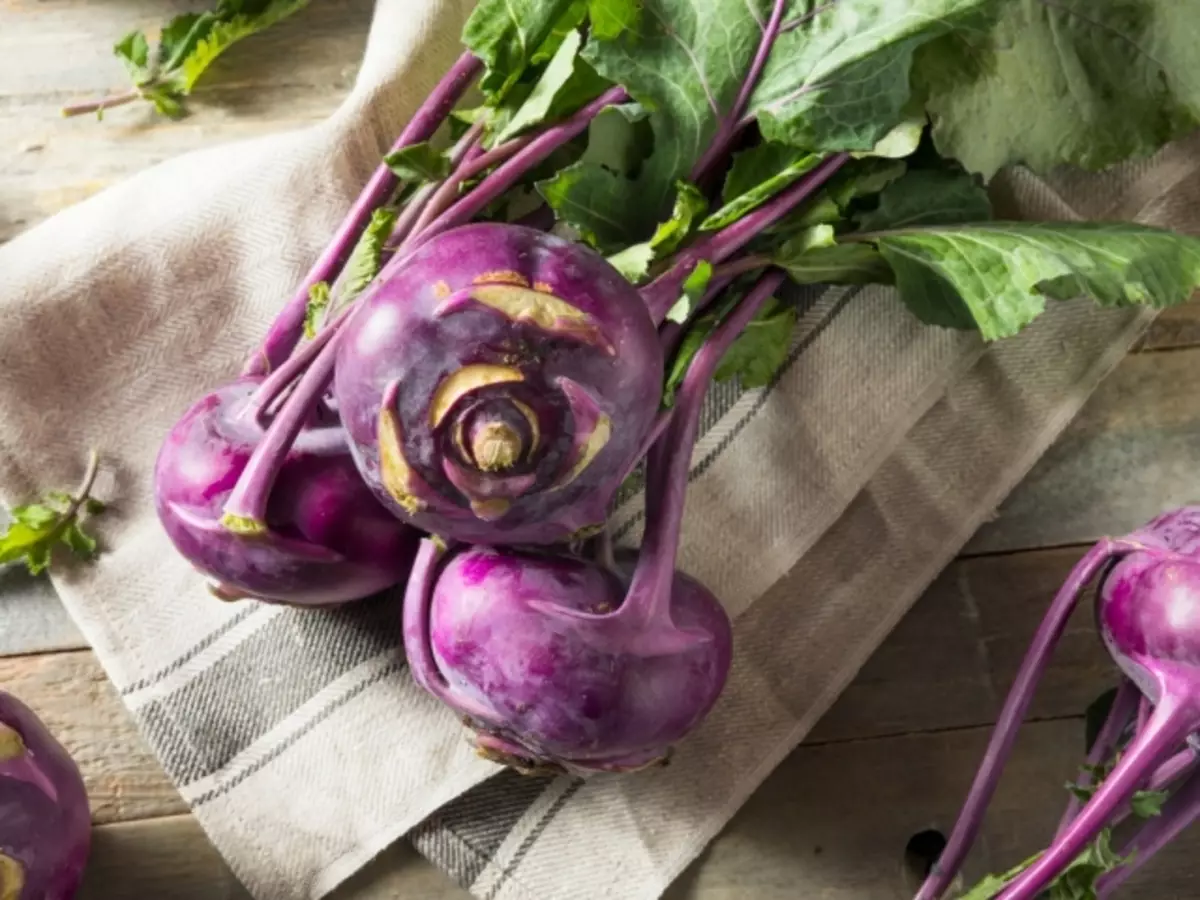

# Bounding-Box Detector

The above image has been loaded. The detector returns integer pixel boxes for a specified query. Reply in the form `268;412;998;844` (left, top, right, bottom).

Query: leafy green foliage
703;145;823;232
915;0;1200;179
607;182;708;281
303;282;331;340
713;297;796;389
665;260;715;325
747;0;996;151
340;209;397;304
854;168;992;231
109;0;310;118
462;0;581;100
864;222;1200;340
384;143;453;183
0;454;106;576
773;225;893;285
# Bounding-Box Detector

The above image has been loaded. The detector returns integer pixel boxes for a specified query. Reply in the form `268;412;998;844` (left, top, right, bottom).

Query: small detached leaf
0;452;107;576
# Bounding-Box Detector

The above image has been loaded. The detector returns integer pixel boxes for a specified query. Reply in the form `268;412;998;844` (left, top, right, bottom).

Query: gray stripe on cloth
614;285;859;543
119;606;263;695
483;778;584;900
139;589;403;785
411;770;559;889
191;657;406;807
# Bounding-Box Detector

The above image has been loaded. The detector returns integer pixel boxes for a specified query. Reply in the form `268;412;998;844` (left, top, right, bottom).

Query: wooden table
5;3;1200;898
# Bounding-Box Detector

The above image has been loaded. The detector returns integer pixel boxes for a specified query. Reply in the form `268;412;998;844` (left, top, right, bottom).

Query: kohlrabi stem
620;270;786;636
997;682;1200;900
402;539;498;721
659;271;739;360
413;86;629;244
389;121;486;250
641;153;849;324
221;327;344;532
242;52;482;376
60;88;140;117
1098;766;1200;897
690;0;787;183
1055;679;1139;839
408;131;530;237
247;305;354;419
1139;695;1152;734
1149;746;1198;791
915;537;1148;900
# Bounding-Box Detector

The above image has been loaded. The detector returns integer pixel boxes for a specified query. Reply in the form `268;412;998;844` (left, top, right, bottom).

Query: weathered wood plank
967;346;1200;555
74;719;1197;899
810;544;1115;744
0;650;185;824
0;0;371;242
1140;301;1200;352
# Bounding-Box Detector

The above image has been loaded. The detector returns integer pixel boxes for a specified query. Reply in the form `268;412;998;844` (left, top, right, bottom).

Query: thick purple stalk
412;86;629;244
658;270;739;359
618;270;786;636
1139;695;1152;734
243;52;482;376
1149;746;1198;791
222;327;343;526
998;680;1200;900
408;132;532;237
1055;679;1140;839
690;0;788;183
641;153;850;324
916;538;1149;900
389;121;487;250
247;305;352;418
1098;765;1200;897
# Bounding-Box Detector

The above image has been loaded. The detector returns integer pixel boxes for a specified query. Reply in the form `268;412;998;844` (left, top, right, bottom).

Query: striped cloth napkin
2;1;1199;897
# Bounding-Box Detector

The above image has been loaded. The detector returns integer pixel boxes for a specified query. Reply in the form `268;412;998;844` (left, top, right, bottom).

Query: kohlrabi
155;375;419;606
334;222;663;545
0;692;91;899
401;271;784;773
921;507;1200;899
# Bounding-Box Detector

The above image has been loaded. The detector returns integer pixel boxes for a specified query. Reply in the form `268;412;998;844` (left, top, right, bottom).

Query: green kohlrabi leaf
463;0;580;99
578;0;775;239
589;0;642;40
767;157;907;234
0;453;106;576
747;0;995;152
608;181;709;281
304;282;331;340
494;29;611;144
915;0;1200;179
94;0;310;119
713;297;797;389
860;222;1200;340
854;167;992;231
666;260;715;324
384;143;453;182
702;144;823;232
774;225;894;285
339;209;397;303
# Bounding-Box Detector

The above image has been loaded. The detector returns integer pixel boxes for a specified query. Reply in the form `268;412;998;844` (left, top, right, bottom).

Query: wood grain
967;345;1200;556
0;650;185;824
73;718;1195;900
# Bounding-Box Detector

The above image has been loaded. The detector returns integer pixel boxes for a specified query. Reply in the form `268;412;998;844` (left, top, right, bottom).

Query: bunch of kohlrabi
148;0;1200;778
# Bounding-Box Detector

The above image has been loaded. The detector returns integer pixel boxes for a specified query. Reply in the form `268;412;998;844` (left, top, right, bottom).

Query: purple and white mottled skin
406;543;732;773
399;272;785;774
0;692;90;899
334;223;663;546
919;506;1200;900
154;378;420;606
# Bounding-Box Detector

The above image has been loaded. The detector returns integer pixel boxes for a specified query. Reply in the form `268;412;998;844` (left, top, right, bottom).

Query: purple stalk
407;132;534;238
658;270;739;360
997;682;1200;900
641;153;850;324
411;86;630;245
1149;746;1199;791
221;326;344;528
1098;766;1200;897
1055;679;1140;839
388;121;487;250
1139;695;1152;734
246;305;354;419
243;52;482;376
61;88;140;117
402;539;508;722
915;538;1149;900
616;270;786;637
690;0;788;183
